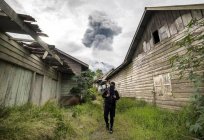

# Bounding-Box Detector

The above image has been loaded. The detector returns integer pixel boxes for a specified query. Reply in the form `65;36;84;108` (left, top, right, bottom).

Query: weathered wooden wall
40;75;58;105
0;60;32;106
30;73;43;105
110;10;204;110
0;32;61;106
61;73;77;95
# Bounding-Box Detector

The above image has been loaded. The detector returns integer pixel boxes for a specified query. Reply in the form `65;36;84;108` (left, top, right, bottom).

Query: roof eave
106;60;131;80
107;9;151;79
146;4;204;11
55;48;89;68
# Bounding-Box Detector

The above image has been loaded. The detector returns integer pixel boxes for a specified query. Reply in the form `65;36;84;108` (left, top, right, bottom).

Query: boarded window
143;41;147;52
175;17;184;31
159;24;171;40
153;75;163;96
191;10;202;20
180;10;192;26
153;73;172;96
149;38;154;48
143;41;151;52
146;42;151;51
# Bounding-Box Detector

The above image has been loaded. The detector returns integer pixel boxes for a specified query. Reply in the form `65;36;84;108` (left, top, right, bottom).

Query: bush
185;94;204;139
70;70;96;103
70;87;81;95
87;87;98;100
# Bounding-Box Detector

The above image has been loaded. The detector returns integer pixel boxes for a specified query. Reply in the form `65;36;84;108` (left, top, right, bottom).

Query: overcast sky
5;0;204;70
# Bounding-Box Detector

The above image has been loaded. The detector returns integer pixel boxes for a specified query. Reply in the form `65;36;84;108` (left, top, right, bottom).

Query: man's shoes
109;128;113;134
106;123;109;130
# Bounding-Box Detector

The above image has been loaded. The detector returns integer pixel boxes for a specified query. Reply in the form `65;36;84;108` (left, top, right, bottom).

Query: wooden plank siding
31;73;43;105
110;10;204;110
0;59;61;106
0;32;57;79
0;32;62;106
61;73;77;95
0;60;32;106
40;75;58;105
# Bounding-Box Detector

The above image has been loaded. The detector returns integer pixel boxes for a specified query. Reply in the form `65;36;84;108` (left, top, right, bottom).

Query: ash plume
82;11;122;50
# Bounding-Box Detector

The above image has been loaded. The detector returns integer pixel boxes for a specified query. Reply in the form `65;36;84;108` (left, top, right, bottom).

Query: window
153;73;172;96
152;30;160;44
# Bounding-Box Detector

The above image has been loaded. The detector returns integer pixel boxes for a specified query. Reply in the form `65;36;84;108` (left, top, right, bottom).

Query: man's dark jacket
102;88;120;106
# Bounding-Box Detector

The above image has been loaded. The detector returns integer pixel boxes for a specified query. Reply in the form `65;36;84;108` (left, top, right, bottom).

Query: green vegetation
0;99;102;140
114;99;191;140
0;101;75;140
70;70;96;102
170;19;204;138
0;97;195;140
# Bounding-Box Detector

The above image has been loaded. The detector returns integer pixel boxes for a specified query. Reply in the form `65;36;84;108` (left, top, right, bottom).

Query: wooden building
106;4;204;110
0;1;88;107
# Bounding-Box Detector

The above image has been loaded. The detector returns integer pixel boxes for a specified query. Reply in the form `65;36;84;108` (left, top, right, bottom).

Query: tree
70;70;97;102
95;69;103;79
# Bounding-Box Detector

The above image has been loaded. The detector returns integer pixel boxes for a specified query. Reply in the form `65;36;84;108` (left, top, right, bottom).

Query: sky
5;0;204;71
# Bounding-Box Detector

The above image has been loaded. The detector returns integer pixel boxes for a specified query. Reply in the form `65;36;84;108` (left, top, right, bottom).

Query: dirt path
90;118;129;140
89;100;130;140
90;124;118;140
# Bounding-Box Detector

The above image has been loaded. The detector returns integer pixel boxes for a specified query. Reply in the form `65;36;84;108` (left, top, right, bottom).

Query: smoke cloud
82;11;122;50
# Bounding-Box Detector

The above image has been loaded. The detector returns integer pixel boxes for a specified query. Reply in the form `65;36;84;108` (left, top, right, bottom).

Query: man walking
102;82;120;134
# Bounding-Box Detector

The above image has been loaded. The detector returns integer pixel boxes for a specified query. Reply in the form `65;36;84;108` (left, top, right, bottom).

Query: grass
0;97;193;140
0;99;103;140
0;101;75;140
115;98;190;140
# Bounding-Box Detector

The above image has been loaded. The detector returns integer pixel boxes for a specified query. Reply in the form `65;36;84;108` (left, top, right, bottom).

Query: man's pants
104;104;116;128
